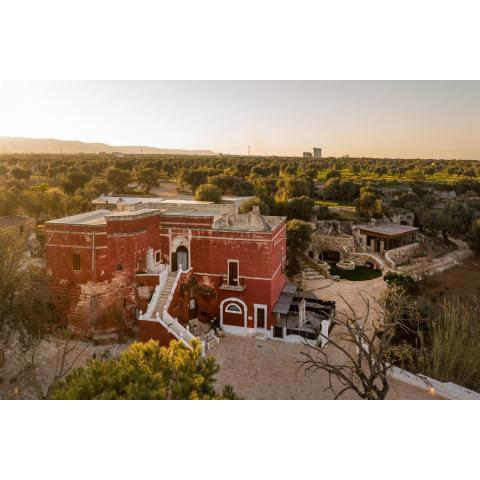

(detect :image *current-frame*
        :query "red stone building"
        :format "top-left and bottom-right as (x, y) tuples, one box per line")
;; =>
(45, 203), (287, 342)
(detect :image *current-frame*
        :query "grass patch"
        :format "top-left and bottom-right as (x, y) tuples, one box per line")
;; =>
(418, 298), (480, 391)
(328, 262), (382, 281)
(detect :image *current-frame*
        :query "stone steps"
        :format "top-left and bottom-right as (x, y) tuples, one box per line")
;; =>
(300, 261), (326, 280)
(153, 273), (177, 315)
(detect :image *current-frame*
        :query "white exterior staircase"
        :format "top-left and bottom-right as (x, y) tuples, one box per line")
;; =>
(139, 267), (204, 354)
(153, 272), (176, 317)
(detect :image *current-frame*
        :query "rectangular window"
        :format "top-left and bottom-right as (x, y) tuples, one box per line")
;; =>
(155, 250), (161, 263)
(72, 253), (81, 271)
(228, 260), (239, 286)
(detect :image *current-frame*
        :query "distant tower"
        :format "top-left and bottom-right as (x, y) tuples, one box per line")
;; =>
(313, 147), (322, 159)
(248, 145), (251, 156)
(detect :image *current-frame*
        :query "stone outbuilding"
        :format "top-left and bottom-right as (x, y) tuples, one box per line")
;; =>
(357, 223), (419, 254)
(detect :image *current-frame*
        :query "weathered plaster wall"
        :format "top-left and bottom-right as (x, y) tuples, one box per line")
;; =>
(138, 319), (176, 346)
(48, 273), (137, 336)
(47, 210), (286, 337)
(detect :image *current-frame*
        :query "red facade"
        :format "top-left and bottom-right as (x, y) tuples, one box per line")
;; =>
(45, 207), (286, 338)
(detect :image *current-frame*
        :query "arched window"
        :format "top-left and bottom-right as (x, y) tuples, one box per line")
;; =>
(225, 303), (242, 314)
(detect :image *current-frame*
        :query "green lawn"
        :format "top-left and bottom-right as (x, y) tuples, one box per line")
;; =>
(328, 262), (382, 281)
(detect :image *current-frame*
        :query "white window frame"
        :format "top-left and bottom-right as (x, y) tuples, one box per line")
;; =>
(225, 302), (242, 314)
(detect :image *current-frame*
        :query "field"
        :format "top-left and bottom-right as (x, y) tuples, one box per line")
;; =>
(418, 257), (480, 302)
(316, 167), (470, 184)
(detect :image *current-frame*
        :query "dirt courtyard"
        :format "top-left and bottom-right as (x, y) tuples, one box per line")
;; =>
(208, 274), (440, 400)
(208, 334), (436, 400)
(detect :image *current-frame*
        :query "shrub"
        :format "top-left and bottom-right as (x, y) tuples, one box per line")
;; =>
(239, 197), (270, 215)
(383, 271), (418, 296)
(51, 340), (238, 400)
(384, 343), (417, 371)
(195, 184), (221, 203)
(418, 298), (480, 391)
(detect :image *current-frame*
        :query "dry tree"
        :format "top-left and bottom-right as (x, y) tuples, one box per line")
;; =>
(299, 292), (406, 400)
(8, 328), (89, 399)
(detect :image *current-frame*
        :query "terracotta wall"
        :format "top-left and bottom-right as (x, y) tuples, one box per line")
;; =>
(138, 320), (176, 346)
(46, 211), (286, 336)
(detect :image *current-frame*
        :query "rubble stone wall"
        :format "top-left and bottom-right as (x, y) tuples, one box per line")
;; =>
(311, 234), (355, 260)
(385, 242), (420, 268)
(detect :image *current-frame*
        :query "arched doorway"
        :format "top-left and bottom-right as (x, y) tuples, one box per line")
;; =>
(219, 297), (247, 330)
(171, 245), (189, 271)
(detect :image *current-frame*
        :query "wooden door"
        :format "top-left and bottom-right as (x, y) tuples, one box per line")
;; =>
(256, 307), (265, 329)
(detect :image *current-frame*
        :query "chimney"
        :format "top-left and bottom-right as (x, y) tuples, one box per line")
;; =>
(117, 197), (125, 211)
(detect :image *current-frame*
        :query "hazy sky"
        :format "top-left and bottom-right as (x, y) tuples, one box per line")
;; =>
(1, 81), (479, 159)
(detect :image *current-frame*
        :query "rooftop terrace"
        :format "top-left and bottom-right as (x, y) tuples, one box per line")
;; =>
(91, 195), (212, 206)
(45, 208), (162, 226)
(45, 205), (285, 232)
(45, 210), (111, 226)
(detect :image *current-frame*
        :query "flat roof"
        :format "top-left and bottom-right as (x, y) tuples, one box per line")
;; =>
(91, 196), (164, 205)
(46, 208), (162, 226)
(45, 210), (111, 226)
(106, 208), (161, 219)
(91, 196), (212, 206)
(359, 223), (419, 237)
(161, 209), (224, 217)
(159, 199), (212, 205)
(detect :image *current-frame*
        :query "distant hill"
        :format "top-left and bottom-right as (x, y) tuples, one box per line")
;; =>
(0, 136), (217, 156)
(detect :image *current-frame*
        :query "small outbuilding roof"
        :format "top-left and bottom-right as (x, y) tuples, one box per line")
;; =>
(359, 223), (418, 238)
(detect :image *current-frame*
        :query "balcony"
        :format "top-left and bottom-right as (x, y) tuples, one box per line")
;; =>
(219, 275), (246, 292)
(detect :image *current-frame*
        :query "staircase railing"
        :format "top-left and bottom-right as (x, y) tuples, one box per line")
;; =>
(139, 266), (204, 354)
(139, 268), (169, 320)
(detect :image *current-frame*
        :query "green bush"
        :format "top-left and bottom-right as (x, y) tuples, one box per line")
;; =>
(51, 340), (238, 400)
(195, 183), (221, 203)
(383, 271), (418, 296)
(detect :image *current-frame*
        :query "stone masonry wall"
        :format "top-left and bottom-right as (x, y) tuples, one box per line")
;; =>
(311, 234), (355, 260)
(384, 242), (420, 268)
